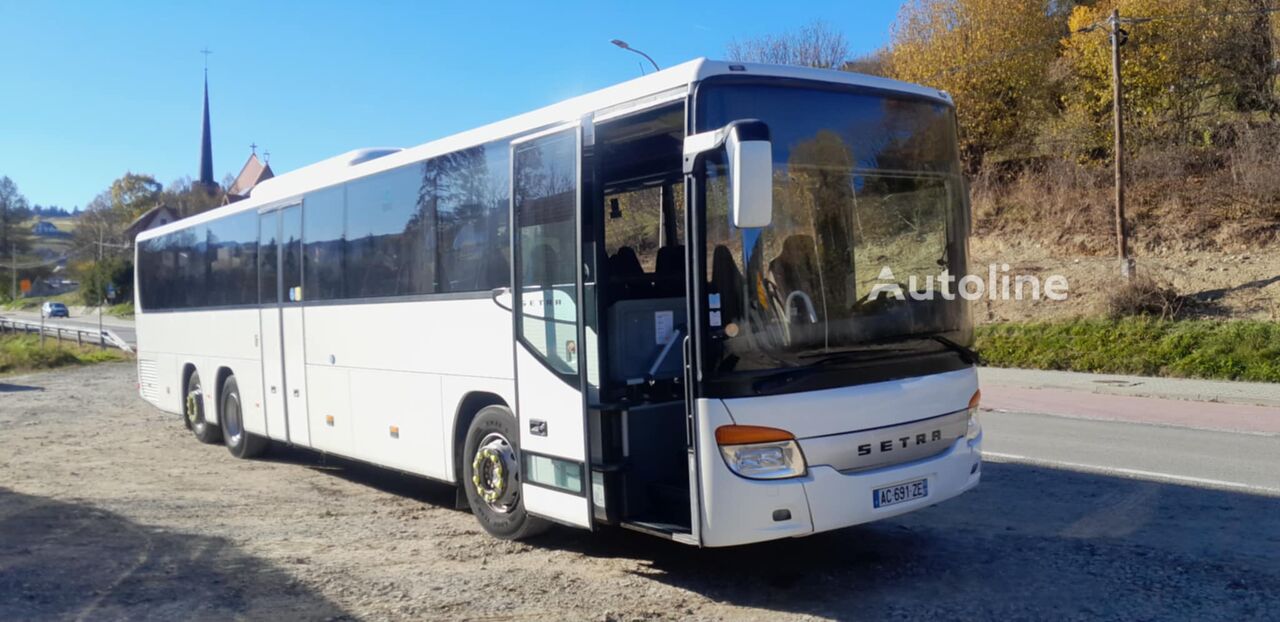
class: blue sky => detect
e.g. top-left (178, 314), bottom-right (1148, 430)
top-left (0, 1), bottom-right (902, 209)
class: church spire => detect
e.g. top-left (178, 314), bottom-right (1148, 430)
top-left (198, 49), bottom-right (215, 191)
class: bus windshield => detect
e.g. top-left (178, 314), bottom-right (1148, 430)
top-left (697, 81), bottom-right (971, 377)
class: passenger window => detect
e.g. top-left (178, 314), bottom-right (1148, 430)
top-left (345, 164), bottom-right (430, 298)
top-left (303, 185), bottom-right (345, 301)
top-left (429, 143), bottom-right (510, 292)
top-left (206, 211), bottom-right (258, 306)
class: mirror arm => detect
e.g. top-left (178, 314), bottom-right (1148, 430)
top-left (682, 118), bottom-right (767, 174)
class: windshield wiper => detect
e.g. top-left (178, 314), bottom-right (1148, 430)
top-left (928, 334), bottom-right (982, 365)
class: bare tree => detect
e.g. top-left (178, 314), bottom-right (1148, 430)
top-left (842, 48), bottom-right (891, 77)
top-left (726, 20), bottom-right (850, 69)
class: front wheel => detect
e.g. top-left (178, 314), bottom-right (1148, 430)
top-left (461, 406), bottom-right (550, 540)
top-left (185, 369), bottom-right (222, 444)
top-left (220, 376), bottom-right (268, 459)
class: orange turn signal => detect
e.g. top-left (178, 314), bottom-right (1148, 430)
top-left (715, 425), bottom-right (795, 446)
top-left (969, 389), bottom-right (982, 410)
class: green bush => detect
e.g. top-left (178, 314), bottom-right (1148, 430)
top-left (976, 318), bottom-right (1280, 383)
top-left (0, 334), bottom-right (126, 374)
top-left (77, 257), bottom-right (133, 306)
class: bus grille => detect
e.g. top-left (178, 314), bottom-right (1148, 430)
top-left (138, 358), bottom-right (159, 401)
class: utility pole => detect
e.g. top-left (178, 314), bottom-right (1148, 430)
top-left (1109, 9), bottom-right (1134, 278)
top-left (10, 244), bottom-right (15, 301)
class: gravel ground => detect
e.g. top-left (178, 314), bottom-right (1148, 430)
top-left (2, 362), bottom-right (1278, 621)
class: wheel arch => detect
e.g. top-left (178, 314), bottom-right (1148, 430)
top-left (451, 392), bottom-right (510, 483)
top-left (215, 366), bottom-right (235, 421)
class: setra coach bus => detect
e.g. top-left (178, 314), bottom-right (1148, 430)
top-left (134, 59), bottom-right (982, 547)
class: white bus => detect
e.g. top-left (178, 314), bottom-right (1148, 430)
top-left (135, 59), bottom-right (982, 547)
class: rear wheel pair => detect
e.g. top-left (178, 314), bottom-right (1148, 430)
top-left (183, 370), bottom-right (267, 459)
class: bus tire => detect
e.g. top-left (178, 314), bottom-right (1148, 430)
top-left (220, 375), bottom-right (267, 459)
top-left (461, 405), bottom-right (550, 540)
top-left (185, 369), bottom-right (222, 444)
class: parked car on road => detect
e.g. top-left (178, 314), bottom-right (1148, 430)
top-left (41, 302), bottom-right (69, 318)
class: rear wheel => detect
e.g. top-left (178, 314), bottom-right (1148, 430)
top-left (185, 369), bottom-right (222, 444)
top-left (220, 376), bottom-right (268, 459)
top-left (461, 405), bottom-right (550, 540)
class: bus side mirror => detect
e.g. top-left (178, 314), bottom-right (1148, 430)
top-left (683, 119), bottom-right (773, 229)
top-left (725, 123), bottom-right (772, 229)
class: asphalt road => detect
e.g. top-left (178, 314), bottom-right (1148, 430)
top-left (983, 409), bottom-right (1280, 494)
top-left (0, 309), bottom-right (136, 346)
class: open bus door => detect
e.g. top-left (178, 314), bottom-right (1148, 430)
top-left (510, 122), bottom-right (594, 528)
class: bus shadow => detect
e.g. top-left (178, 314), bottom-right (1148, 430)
top-left (0, 382), bottom-right (42, 393)
top-left (0, 488), bottom-right (351, 621)
top-left (542, 462), bottom-right (1280, 620)
top-left (257, 442), bottom-right (460, 508)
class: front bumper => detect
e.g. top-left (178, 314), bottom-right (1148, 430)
top-left (699, 429), bottom-right (982, 547)
top-left (803, 434), bottom-right (982, 534)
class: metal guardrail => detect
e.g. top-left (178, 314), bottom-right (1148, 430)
top-left (0, 317), bottom-right (134, 353)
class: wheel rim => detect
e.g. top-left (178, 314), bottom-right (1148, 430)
top-left (472, 432), bottom-right (519, 513)
top-left (224, 391), bottom-right (244, 447)
top-left (185, 378), bottom-right (202, 428)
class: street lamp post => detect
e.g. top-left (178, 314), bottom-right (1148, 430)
top-left (610, 39), bottom-right (660, 73)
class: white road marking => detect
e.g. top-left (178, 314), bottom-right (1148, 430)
top-left (983, 451), bottom-right (1280, 497)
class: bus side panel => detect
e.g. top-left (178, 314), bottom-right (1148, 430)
top-left (350, 369), bottom-right (444, 478)
top-left (135, 308), bottom-right (266, 435)
top-left (302, 297), bottom-right (513, 477)
top-left (306, 364), bottom-right (353, 455)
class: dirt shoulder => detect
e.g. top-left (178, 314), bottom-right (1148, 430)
top-left (970, 238), bottom-right (1280, 323)
top-left (2, 363), bottom-right (1277, 620)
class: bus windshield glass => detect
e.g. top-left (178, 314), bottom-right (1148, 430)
top-left (697, 81), bottom-right (971, 376)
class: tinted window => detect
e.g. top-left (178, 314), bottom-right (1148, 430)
top-left (206, 211), bottom-right (258, 306)
top-left (282, 206), bottom-right (303, 303)
top-left (514, 129), bottom-right (579, 374)
top-left (303, 186), bottom-right (345, 300)
top-left (173, 228), bottom-right (207, 308)
top-left (430, 142), bottom-right (510, 292)
top-left (137, 236), bottom-right (168, 309)
top-left (345, 163), bottom-right (430, 298)
top-left (259, 211), bottom-right (279, 304)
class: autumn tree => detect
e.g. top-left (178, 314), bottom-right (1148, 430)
top-left (887, 0), bottom-right (1061, 163)
top-left (108, 172), bottom-right (162, 220)
top-left (726, 20), bottom-right (850, 69)
top-left (1060, 0), bottom-right (1278, 153)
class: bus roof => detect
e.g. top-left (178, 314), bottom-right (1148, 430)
top-left (138, 58), bottom-right (949, 241)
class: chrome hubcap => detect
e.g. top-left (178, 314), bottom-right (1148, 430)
top-left (472, 433), bottom-right (518, 513)
top-left (224, 392), bottom-right (243, 446)
top-left (185, 384), bottom-right (202, 427)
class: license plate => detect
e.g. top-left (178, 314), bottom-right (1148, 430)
top-left (873, 478), bottom-right (928, 508)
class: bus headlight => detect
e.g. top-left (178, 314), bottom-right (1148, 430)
top-left (715, 425), bottom-right (806, 480)
top-left (966, 389), bottom-right (982, 442)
